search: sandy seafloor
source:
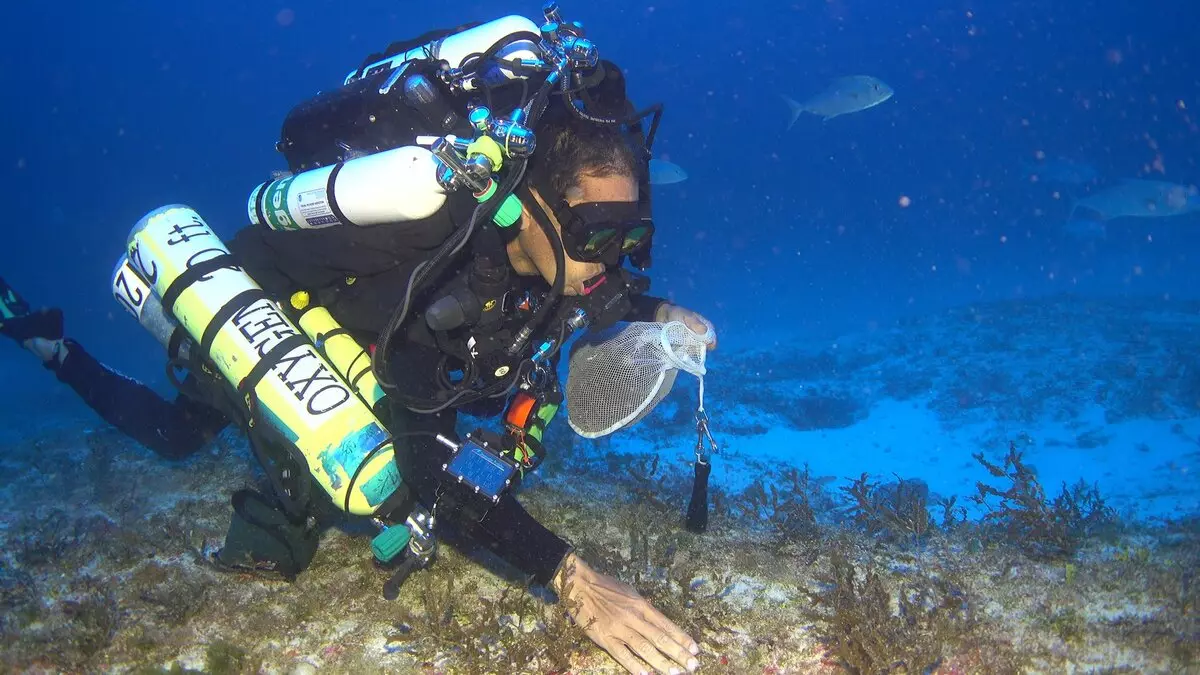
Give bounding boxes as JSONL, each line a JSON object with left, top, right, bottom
{"left": 0, "top": 293, "right": 1197, "bottom": 674}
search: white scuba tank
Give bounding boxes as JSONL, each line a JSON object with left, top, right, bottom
{"left": 344, "top": 15, "right": 543, "bottom": 89}
{"left": 247, "top": 145, "right": 447, "bottom": 230}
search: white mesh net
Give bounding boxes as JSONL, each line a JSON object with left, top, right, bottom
{"left": 566, "top": 319, "right": 713, "bottom": 438}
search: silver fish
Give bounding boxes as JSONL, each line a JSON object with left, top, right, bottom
{"left": 1070, "top": 179, "right": 1200, "bottom": 221}
{"left": 783, "top": 75, "right": 894, "bottom": 128}
{"left": 648, "top": 158, "right": 688, "bottom": 185}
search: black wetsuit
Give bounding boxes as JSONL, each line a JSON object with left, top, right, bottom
{"left": 50, "top": 339, "right": 229, "bottom": 459}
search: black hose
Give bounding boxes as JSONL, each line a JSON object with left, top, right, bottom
{"left": 372, "top": 263, "right": 427, "bottom": 392}
{"left": 373, "top": 160, "right": 526, "bottom": 400}
{"left": 539, "top": 315, "right": 571, "bottom": 364}
{"left": 372, "top": 67, "right": 564, "bottom": 394}
{"left": 459, "top": 32, "right": 544, "bottom": 79}
{"left": 410, "top": 72, "right": 570, "bottom": 398}
{"left": 492, "top": 74, "right": 580, "bottom": 359}
{"left": 685, "top": 459, "right": 711, "bottom": 534}
{"left": 511, "top": 186, "right": 566, "bottom": 354}
{"left": 373, "top": 163, "right": 520, "bottom": 392}
{"left": 561, "top": 78, "right": 626, "bottom": 127}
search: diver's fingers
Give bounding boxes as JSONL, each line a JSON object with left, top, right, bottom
{"left": 640, "top": 608, "right": 700, "bottom": 669}
{"left": 679, "top": 315, "right": 718, "bottom": 350}
{"left": 638, "top": 624, "right": 697, "bottom": 673}
{"left": 623, "top": 634, "right": 677, "bottom": 674}
{"left": 603, "top": 636, "right": 654, "bottom": 675}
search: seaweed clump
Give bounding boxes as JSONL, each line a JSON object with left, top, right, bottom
{"left": 3, "top": 578, "right": 125, "bottom": 669}
{"left": 971, "top": 441, "right": 1118, "bottom": 560}
{"left": 383, "top": 564, "right": 592, "bottom": 673}
{"left": 801, "top": 546, "right": 1020, "bottom": 674}
{"left": 841, "top": 474, "right": 934, "bottom": 545}
{"left": 203, "top": 640, "right": 254, "bottom": 675}
{"left": 735, "top": 465, "right": 824, "bottom": 549}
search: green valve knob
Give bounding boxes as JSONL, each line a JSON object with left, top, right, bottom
{"left": 371, "top": 525, "right": 412, "bottom": 563}
{"left": 492, "top": 193, "right": 522, "bottom": 228}
{"left": 476, "top": 183, "right": 523, "bottom": 229}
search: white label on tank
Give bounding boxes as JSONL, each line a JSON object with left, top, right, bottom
{"left": 112, "top": 259, "right": 150, "bottom": 318}
{"left": 295, "top": 188, "right": 339, "bottom": 227}
{"left": 229, "top": 299, "right": 353, "bottom": 416}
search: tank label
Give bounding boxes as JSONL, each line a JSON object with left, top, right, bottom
{"left": 361, "top": 461, "right": 402, "bottom": 506}
{"left": 295, "top": 188, "right": 339, "bottom": 227}
{"left": 320, "top": 424, "right": 398, "bottom": 506}
{"left": 112, "top": 259, "right": 150, "bottom": 319}
{"left": 262, "top": 176, "right": 300, "bottom": 231}
{"left": 231, "top": 300, "right": 353, "bottom": 416}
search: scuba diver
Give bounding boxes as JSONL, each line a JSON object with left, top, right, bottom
{"left": 11, "top": 6, "right": 718, "bottom": 674}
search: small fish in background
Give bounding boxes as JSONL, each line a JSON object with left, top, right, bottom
{"left": 1022, "top": 157, "right": 1099, "bottom": 186}
{"left": 1069, "top": 178, "right": 1200, "bottom": 222}
{"left": 782, "top": 75, "right": 894, "bottom": 128}
{"left": 648, "top": 158, "right": 688, "bottom": 185}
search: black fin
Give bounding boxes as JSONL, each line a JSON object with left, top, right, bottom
{"left": 0, "top": 276, "right": 63, "bottom": 342}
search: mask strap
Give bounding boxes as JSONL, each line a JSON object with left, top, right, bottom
{"left": 516, "top": 184, "right": 564, "bottom": 252}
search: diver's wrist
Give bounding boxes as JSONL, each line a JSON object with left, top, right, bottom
{"left": 550, "top": 550, "right": 579, "bottom": 594}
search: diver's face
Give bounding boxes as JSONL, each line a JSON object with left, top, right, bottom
{"left": 508, "top": 172, "right": 638, "bottom": 295}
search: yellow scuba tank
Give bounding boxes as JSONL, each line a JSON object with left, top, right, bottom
{"left": 289, "top": 293, "right": 386, "bottom": 415}
{"left": 125, "top": 204, "right": 402, "bottom": 516}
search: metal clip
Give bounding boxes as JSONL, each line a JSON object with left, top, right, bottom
{"left": 694, "top": 409, "right": 719, "bottom": 465}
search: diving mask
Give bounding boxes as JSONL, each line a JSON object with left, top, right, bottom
{"left": 554, "top": 200, "right": 654, "bottom": 266}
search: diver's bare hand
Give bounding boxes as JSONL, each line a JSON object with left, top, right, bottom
{"left": 23, "top": 337, "right": 67, "bottom": 364}
{"left": 552, "top": 552, "right": 700, "bottom": 674}
{"left": 655, "top": 304, "right": 717, "bottom": 351}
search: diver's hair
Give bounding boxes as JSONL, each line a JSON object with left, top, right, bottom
{"left": 526, "top": 98, "right": 642, "bottom": 199}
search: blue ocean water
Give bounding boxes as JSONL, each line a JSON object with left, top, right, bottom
{"left": 3, "top": 0, "right": 1197, "bottom": 374}
{"left": 1, "top": 0, "right": 1198, "bottom": 672}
